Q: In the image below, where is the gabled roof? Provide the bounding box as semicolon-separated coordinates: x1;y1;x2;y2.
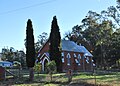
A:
61;40;84;53
38;39;93;57
79;46;93;57
61;40;93;57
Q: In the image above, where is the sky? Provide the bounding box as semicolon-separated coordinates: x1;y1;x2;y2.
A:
0;0;116;52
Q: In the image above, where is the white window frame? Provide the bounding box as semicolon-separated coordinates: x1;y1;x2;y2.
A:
74;53;77;57
62;58;64;63
78;54;81;63
67;53;71;65
61;52;64;56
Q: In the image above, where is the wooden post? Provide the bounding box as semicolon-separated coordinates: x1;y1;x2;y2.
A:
67;69;72;82
93;67;96;85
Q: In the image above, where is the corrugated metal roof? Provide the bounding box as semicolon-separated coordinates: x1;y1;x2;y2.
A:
61;40;93;57
79;46;93;57
62;40;84;53
38;40;93;57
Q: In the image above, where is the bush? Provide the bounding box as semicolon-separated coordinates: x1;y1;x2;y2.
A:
46;60;56;81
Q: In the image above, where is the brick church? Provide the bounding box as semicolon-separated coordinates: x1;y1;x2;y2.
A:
36;39;94;72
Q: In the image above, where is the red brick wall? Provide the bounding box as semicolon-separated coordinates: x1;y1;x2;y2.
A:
84;57;93;71
62;51;85;72
38;41;93;72
39;41;49;55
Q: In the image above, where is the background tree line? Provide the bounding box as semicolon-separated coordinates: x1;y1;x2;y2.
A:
1;47;26;67
64;2;120;69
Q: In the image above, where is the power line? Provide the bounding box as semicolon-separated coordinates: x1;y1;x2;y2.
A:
0;0;57;15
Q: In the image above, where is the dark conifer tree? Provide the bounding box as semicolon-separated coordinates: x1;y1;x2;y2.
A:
26;19;35;80
49;16;62;72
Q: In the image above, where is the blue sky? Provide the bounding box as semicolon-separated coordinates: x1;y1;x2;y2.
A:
0;0;116;51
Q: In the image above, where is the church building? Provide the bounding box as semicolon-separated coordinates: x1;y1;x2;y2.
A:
36;40;94;72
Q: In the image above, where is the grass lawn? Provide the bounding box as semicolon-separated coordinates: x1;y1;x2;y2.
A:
0;71;120;86
72;72;120;86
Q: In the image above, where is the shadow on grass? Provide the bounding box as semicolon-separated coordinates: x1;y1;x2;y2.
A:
0;77;111;86
0;72;115;86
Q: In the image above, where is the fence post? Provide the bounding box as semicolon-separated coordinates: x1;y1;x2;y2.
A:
93;67;96;85
67;69;72;82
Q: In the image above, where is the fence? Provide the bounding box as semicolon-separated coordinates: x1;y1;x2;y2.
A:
3;68;120;86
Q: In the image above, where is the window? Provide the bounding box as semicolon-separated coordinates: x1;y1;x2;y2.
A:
86;59;89;63
75;59;79;63
87;57;89;60
62;58;64;63
93;63;96;67
86;57;89;64
61;52;64;56
67;53;71;65
92;59;94;62
61;52;64;63
75;59;81;66
78;54;81;63
74;53;77;57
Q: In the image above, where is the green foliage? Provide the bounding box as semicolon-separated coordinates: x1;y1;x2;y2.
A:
1;48;26;67
35;32;48;54
13;61;21;67
46;61;56;81
46;61;56;74
64;7;120;69
34;63;42;73
26;19;35;68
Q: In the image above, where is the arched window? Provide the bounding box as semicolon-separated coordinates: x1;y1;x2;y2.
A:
78;54;81;62
61;52;64;57
86;57;89;64
62;58;64;63
67;53;71;65
61;52;64;63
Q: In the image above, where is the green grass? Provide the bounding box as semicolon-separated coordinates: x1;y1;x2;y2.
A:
2;71;120;86
72;72;120;86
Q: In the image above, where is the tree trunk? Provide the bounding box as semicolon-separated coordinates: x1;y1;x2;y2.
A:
29;67;34;81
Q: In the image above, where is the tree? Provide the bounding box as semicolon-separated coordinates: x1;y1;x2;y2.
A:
63;10;118;69
26;19;35;81
1;47;16;62
34;62;42;77
64;25;93;51
49;16;62;72
117;0;120;4
46;60;56;81
81;12;114;69
1;47;13;61
35;32;48;53
38;32;48;46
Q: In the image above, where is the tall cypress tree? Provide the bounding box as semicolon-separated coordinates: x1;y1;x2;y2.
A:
26;19;35;80
49;16;62;72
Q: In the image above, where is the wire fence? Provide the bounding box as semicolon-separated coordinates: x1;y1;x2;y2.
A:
4;68;120;86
